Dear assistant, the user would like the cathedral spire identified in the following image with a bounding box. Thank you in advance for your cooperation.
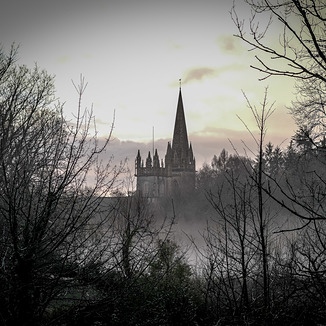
[172,85,189,166]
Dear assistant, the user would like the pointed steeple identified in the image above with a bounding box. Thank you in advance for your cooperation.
[146,151,152,168]
[172,86,189,165]
[165,141,173,168]
[135,149,142,172]
[153,149,160,168]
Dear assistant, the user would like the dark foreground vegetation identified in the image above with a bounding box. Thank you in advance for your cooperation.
[1,1,326,325]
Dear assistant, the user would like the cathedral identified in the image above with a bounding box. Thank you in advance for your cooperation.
[135,86,196,197]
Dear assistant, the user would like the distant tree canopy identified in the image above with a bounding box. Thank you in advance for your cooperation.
[197,149,252,190]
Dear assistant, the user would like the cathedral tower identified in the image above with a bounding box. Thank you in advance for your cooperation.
[135,85,196,197]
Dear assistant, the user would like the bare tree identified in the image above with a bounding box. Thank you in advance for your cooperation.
[232,0,326,81]
[205,170,255,318]
[202,89,279,325]
[232,0,326,140]
[0,46,121,326]
[243,89,276,314]
[111,191,173,280]
[232,0,326,223]
[231,3,326,322]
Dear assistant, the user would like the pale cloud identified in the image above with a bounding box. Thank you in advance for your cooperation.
[182,64,246,85]
[56,55,70,64]
[190,128,257,159]
[103,137,171,172]
[82,53,92,59]
[183,67,218,84]
[167,39,183,50]
[216,34,243,55]
[56,53,92,65]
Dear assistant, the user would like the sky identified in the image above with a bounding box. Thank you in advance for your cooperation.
[1,0,298,169]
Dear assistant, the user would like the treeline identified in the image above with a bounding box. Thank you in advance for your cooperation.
[193,139,326,325]
[198,0,326,322]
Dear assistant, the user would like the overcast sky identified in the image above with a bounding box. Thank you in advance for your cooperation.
[1,0,297,169]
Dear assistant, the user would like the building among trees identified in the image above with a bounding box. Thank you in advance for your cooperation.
[135,86,196,197]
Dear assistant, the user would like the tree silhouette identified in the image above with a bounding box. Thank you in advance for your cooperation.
[0,46,121,326]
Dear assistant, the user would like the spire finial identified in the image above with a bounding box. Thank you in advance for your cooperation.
[179,78,181,89]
